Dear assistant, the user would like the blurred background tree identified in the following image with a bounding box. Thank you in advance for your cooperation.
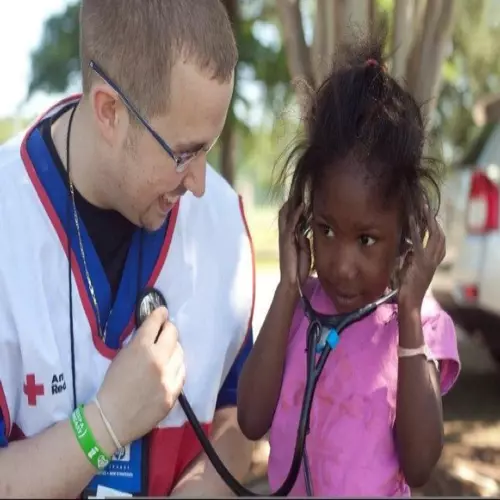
[23,0,500,201]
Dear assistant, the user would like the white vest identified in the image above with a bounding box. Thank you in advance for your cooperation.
[0,98,254,493]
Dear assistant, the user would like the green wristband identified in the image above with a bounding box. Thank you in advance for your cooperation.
[71,404,111,471]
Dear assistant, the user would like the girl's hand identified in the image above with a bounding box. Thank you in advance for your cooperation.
[278,200,311,291]
[398,206,446,312]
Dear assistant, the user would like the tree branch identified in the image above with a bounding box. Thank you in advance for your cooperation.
[275,0,315,109]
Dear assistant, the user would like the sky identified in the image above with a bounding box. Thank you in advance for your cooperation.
[0,0,73,119]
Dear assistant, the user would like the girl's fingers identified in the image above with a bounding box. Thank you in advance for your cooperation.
[290,203,305,231]
[409,215,424,258]
[424,207,439,252]
[278,200,304,236]
[278,201,290,233]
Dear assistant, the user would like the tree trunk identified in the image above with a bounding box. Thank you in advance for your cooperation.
[391,0,415,79]
[219,119,236,186]
[275,0,315,111]
[276,0,457,129]
[368,0,379,39]
[343,0,371,43]
[218,0,239,187]
[405,0,456,120]
[312,0,337,85]
[334,0,348,46]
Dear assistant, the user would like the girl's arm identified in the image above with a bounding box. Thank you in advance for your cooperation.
[237,283,298,440]
[237,200,311,441]
[394,303,443,488]
[394,209,454,487]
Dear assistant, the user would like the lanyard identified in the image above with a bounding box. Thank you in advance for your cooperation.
[64,102,144,410]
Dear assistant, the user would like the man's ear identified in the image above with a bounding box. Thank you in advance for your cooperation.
[91,85,128,147]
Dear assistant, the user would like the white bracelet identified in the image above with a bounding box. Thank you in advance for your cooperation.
[398,344,428,358]
[398,344,439,370]
[94,396,123,451]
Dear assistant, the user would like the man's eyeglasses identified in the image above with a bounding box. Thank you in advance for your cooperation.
[89,60,216,173]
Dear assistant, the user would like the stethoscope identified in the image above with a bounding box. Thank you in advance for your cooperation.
[63,101,398,496]
[136,283,397,497]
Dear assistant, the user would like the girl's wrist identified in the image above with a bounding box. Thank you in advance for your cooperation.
[276,280,300,305]
[397,292,423,315]
[397,303,425,348]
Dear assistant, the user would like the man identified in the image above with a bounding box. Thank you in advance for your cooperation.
[0,1,255,497]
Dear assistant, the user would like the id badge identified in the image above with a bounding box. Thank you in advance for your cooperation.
[83,437,148,498]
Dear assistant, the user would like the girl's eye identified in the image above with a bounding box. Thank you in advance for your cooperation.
[322,225,335,239]
[359,235,376,247]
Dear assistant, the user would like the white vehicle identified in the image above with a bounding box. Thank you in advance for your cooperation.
[433,100,500,367]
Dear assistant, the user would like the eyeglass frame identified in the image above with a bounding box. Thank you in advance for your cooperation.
[89,60,215,173]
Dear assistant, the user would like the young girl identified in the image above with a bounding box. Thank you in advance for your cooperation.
[237,38,461,497]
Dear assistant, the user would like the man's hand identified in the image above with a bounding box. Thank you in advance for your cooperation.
[170,406,253,497]
[98,306,186,447]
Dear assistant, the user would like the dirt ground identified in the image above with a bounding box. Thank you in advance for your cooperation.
[415,369,500,497]
[243,333,500,496]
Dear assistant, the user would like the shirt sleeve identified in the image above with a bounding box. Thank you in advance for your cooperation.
[0,269,22,447]
[0,339,22,447]
[421,296,461,395]
[215,327,253,409]
[0,417,7,447]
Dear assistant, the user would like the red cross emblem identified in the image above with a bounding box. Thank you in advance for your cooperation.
[23,374,44,406]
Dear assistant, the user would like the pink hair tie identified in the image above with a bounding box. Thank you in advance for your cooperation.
[365,58,387,72]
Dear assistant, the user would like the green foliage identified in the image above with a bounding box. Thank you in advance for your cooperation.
[433,0,500,165]
[27,0,291,126]
[27,0,292,187]
[28,2,80,97]
[26,0,500,189]
[238,0,291,112]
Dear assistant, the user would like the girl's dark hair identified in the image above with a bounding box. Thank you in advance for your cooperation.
[277,36,442,244]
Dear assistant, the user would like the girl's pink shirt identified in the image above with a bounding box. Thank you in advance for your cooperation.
[267,278,460,497]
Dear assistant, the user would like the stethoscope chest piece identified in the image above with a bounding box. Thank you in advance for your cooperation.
[135,286,167,328]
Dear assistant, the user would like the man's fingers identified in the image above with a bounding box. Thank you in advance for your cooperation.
[137,306,168,344]
[169,342,185,376]
[155,320,179,354]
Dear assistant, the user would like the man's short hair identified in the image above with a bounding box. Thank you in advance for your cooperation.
[80,0,237,117]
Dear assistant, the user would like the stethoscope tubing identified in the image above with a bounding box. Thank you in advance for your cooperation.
[137,286,397,496]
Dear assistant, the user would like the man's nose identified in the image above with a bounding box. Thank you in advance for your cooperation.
[183,154,207,198]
